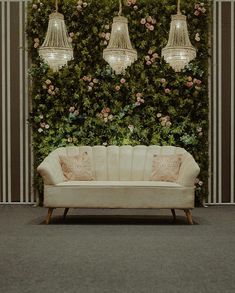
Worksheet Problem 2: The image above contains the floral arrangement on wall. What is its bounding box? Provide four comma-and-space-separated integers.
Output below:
27, 0, 210, 203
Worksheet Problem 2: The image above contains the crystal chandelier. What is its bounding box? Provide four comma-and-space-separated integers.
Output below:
103, 0, 137, 75
161, 0, 196, 72
38, 0, 73, 72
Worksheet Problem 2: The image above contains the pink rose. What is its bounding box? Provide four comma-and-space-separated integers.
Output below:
164, 88, 171, 94
146, 60, 151, 65
105, 33, 110, 40
89, 82, 94, 87
140, 18, 146, 25
145, 23, 151, 29
186, 81, 193, 88
49, 85, 54, 90
34, 38, 39, 43
147, 16, 153, 23
48, 89, 53, 95
136, 92, 142, 98
194, 4, 200, 9
187, 76, 192, 81
68, 37, 73, 43
34, 43, 39, 48
133, 5, 138, 10
74, 110, 79, 116
40, 122, 46, 128
69, 32, 74, 38
120, 78, 126, 84
115, 85, 120, 91
194, 10, 200, 16
148, 49, 153, 55
160, 78, 166, 83
149, 25, 154, 31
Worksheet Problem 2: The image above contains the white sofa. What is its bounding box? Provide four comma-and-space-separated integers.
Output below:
37, 145, 200, 224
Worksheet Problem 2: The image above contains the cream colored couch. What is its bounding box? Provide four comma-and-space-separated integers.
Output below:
37, 145, 200, 224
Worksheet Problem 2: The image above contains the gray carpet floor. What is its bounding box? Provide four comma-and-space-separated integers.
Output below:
0, 205, 235, 293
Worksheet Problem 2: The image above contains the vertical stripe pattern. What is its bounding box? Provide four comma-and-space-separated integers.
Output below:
209, 0, 235, 205
0, 0, 32, 204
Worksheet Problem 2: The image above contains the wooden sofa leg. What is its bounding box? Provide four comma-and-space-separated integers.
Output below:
171, 209, 176, 222
63, 208, 69, 220
184, 209, 193, 225
45, 208, 54, 224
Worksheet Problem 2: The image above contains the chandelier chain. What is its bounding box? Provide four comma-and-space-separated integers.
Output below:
118, 0, 122, 16
177, 0, 181, 14
55, 0, 58, 12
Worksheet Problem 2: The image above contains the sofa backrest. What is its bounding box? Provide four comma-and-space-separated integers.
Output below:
50, 145, 188, 181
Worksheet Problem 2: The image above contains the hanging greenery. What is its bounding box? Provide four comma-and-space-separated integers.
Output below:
27, 0, 210, 204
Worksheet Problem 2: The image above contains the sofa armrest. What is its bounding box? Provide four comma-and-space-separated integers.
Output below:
177, 154, 200, 187
37, 154, 64, 185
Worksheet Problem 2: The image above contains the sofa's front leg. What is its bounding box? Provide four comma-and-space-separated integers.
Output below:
63, 208, 69, 220
171, 209, 176, 222
184, 209, 193, 225
45, 208, 54, 224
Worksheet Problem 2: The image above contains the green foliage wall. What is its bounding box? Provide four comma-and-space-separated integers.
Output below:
27, 0, 210, 202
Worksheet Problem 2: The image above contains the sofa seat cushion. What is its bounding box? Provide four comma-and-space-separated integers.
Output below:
44, 181, 194, 209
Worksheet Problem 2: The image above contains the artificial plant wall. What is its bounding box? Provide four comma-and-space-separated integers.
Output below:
27, 0, 210, 203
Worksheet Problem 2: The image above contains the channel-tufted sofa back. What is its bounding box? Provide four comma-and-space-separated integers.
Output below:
49, 145, 189, 181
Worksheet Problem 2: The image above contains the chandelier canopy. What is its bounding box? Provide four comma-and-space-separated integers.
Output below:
161, 0, 196, 72
38, 0, 73, 72
103, 0, 137, 75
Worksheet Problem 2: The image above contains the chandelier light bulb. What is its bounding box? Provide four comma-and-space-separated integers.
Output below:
161, 0, 196, 72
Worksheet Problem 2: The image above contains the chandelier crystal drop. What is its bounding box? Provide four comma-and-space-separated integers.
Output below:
161, 0, 196, 72
103, 0, 137, 75
38, 0, 73, 72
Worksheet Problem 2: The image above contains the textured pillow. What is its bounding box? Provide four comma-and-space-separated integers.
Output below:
60, 152, 94, 181
150, 154, 182, 182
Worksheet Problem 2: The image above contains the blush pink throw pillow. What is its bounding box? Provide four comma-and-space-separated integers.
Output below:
150, 154, 182, 182
60, 152, 94, 181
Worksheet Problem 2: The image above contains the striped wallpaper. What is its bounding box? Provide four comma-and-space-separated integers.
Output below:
0, 0, 33, 203
0, 0, 234, 204
209, 0, 235, 204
